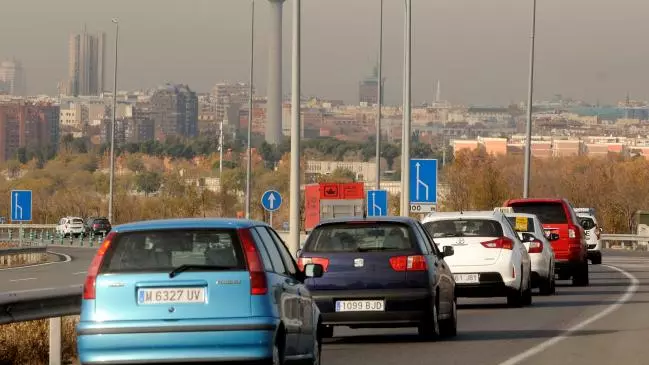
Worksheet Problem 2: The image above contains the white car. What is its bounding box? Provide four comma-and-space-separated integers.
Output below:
56, 216, 86, 237
577, 213, 602, 264
505, 213, 556, 295
422, 211, 533, 307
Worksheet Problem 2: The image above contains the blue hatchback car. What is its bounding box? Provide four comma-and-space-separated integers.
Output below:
297, 217, 457, 339
77, 218, 324, 365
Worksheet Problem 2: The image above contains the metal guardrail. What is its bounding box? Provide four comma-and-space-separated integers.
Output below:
601, 234, 649, 241
0, 285, 82, 325
0, 246, 48, 267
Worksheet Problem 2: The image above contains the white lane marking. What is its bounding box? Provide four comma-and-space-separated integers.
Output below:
497, 264, 639, 365
73, 271, 87, 275
9, 277, 36, 282
0, 250, 72, 271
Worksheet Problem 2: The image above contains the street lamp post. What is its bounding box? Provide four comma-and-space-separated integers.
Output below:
245, 0, 255, 219
376, 0, 383, 190
108, 18, 119, 224
288, 0, 301, 256
400, 0, 412, 217
523, 0, 537, 198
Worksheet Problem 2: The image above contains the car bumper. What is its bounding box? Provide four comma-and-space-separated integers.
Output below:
310, 288, 431, 327
77, 319, 277, 365
454, 272, 517, 297
555, 260, 583, 275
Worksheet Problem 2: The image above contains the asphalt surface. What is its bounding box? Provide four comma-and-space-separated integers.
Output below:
0, 246, 96, 293
3, 249, 649, 364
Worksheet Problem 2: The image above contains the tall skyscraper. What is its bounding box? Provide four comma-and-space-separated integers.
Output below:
358, 65, 384, 106
68, 26, 106, 96
0, 59, 26, 96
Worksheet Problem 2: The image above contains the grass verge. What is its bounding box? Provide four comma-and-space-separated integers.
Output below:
0, 316, 78, 365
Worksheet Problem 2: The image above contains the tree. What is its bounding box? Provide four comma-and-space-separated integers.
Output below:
126, 155, 146, 174
135, 171, 162, 197
5, 160, 21, 179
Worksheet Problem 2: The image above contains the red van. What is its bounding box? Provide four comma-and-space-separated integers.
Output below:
503, 198, 589, 287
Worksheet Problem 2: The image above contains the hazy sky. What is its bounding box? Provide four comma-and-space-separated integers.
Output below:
2, 0, 648, 105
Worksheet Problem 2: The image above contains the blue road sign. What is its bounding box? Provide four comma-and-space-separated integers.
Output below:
11, 190, 32, 222
409, 159, 438, 205
261, 190, 282, 212
366, 189, 388, 217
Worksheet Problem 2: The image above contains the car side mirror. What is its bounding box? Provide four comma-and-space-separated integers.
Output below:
548, 233, 559, 241
441, 246, 454, 258
296, 249, 302, 257
304, 263, 324, 278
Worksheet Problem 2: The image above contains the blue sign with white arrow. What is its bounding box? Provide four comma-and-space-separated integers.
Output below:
11, 190, 32, 222
409, 159, 438, 205
366, 189, 388, 217
261, 190, 282, 212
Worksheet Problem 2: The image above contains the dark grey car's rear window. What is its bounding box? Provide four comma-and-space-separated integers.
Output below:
423, 219, 503, 238
304, 223, 416, 253
101, 229, 245, 273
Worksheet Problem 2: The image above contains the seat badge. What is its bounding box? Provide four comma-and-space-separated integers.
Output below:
354, 258, 364, 268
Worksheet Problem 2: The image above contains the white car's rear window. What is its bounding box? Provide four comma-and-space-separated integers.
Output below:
424, 219, 503, 238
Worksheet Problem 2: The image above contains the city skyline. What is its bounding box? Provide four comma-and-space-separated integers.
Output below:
2, 0, 649, 105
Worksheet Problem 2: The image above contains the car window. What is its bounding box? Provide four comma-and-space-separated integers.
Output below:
506, 216, 534, 233
423, 219, 503, 238
303, 222, 418, 253
579, 217, 596, 230
265, 227, 298, 275
253, 227, 287, 275
100, 229, 246, 273
509, 202, 568, 224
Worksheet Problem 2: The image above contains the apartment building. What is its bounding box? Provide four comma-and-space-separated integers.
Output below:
0, 101, 60, 161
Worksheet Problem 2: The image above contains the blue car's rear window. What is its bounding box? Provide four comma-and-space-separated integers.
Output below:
303, 223, 417, 253
101, 229, 246, 273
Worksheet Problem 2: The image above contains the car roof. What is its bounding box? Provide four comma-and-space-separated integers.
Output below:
112, 218, 268, 233
504, 198, 567, 204
314, 216, 417, 227
422, 211, 504, 222
577, 213, 596, 219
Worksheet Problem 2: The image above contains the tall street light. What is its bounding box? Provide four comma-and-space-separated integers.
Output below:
522, 0, 537, 198
376, 0, 383, 190
108, 18, 119, 223
400, 0, 412, 217
288, 0, 301, 256
245, 0, 255, 219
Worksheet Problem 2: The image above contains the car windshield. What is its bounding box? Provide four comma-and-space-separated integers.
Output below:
509, 202, 567, 224
93, 219, 110, 225
101, 229, 246, 273
423, 219, 503, 238
506, 216, 535, 233
303, 222, 416, 252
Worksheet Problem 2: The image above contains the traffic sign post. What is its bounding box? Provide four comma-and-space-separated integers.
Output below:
261, 190, 282, 228
11, 190, 32, 246
366, 189, 388, 217
408, 159, 438, 213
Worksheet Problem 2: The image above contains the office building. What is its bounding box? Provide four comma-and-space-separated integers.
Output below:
0, 101, 60, 161
0, 60, 26, 96
68, 26, 106, 96
358, 66, 384, 106
150, 83, 198, 140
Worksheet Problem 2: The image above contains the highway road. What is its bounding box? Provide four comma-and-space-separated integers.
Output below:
2, 249, 648, 364
0, 246, 96, 293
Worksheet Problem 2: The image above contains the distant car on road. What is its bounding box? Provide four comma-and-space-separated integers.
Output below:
503, 198, 589, 286
56, 216, 86, 237
576, 213, 602, 264
77, 218, 324, 365
422, 211, 533, 307
505, 212, 556, 295
84, 216, 112, 236
298, 216, 457, 340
